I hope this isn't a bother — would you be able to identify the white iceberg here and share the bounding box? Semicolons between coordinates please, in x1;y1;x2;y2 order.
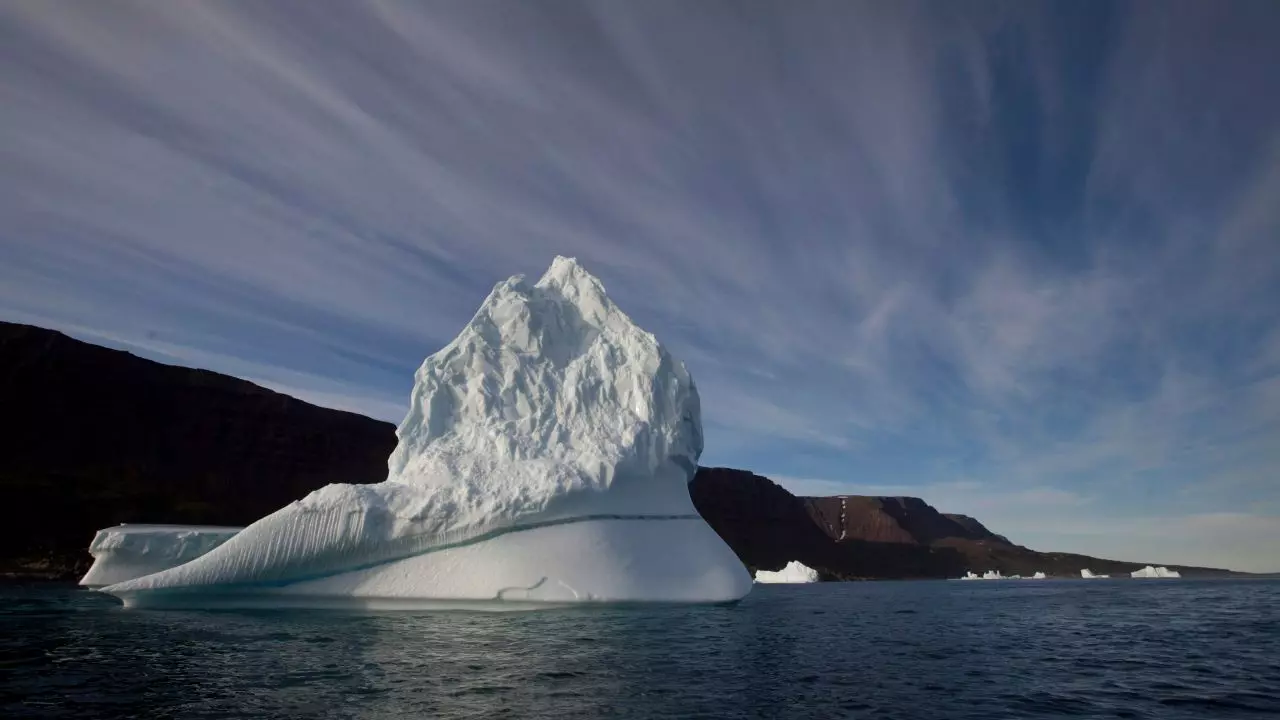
79;525;242;587
1080;568;1109;579
100;257;752;609
958;570;1008;580
1130;565;1181;578
1030;571;1047;579
754;561;819;584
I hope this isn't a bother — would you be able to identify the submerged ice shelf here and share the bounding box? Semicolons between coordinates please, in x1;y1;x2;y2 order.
98;257;751;608
754;561;819;584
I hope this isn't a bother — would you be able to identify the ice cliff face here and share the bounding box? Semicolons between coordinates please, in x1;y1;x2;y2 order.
104;257;746;604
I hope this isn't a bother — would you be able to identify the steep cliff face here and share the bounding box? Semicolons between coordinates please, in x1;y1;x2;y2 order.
0;322;397;577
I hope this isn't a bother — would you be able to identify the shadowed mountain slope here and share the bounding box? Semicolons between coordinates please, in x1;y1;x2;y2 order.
0;322;396;577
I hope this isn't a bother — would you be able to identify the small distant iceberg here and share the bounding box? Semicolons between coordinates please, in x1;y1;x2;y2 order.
1080;569;1109;579
958;570;1047;581
959;570;1008;580
754;561;819;584
1131;565;1181;578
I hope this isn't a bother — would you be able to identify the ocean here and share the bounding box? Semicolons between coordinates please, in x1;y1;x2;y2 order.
2;578;1277;719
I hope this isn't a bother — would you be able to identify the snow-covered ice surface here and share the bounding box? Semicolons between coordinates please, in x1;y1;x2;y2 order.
79;525;242;587
1131;565;1181;578
101;257;751;609
754;561;819;584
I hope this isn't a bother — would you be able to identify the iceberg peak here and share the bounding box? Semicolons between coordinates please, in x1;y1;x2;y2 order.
386;254;703;520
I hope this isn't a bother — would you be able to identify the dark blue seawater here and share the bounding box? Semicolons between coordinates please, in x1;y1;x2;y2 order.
2;579;1278;719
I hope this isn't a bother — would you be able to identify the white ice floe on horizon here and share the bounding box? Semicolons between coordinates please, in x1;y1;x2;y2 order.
99;257;752;609
79;525;242;587
1130;565;1181;578
1030;571;1047;579
754;561;820;584
959;570;1010;580
1081;569;1110;579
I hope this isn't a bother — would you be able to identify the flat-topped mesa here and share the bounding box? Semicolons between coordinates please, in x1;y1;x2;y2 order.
103;257;748;607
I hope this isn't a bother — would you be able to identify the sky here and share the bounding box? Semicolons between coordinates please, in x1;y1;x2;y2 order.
2;1;1278;572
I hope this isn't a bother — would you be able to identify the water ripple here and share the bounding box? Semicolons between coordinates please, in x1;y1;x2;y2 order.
1;579;1277;719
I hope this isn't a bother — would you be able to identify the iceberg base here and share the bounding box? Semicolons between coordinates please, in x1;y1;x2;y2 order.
105;517;751;610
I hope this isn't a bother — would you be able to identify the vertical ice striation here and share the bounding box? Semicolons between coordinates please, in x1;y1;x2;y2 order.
102;257;750;606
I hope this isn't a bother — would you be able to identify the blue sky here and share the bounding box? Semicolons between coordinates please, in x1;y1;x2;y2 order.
2;1;1278;571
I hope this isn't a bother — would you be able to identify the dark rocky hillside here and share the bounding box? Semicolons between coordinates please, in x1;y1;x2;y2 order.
0;321;1238;580
0;322;396;578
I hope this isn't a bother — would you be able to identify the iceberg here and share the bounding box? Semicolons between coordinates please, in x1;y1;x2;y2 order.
1130;565;1181;578
957;570;1045;581
958;570;1008;580
754;561;819;584
1080;569;1109;579
79;525;242;587
100;257;751;609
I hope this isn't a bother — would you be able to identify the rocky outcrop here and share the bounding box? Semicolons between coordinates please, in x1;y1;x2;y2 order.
0;322;397;578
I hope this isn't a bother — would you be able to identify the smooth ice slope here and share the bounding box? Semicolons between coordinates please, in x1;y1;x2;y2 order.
754;561;819;584
1081;569;1109;579
102;257;751;607
1131;565;1181;578
80;525;241;587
